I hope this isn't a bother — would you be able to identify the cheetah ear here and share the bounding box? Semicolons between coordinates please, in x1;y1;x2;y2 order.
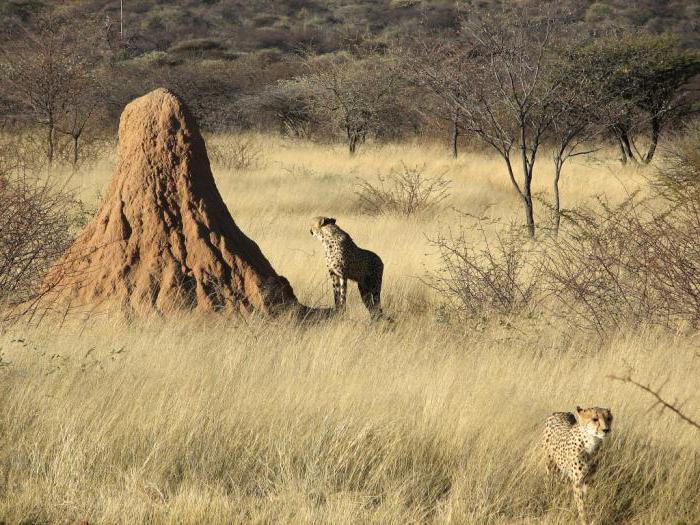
322;217;336;226
576;406;583;414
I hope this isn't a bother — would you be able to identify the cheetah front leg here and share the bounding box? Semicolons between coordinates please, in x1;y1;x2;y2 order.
337;276;347;310
573;480;589;525
330;272;341;308
544;457;557;477
371;272;383;319
330;272;347;311
330;272;347;310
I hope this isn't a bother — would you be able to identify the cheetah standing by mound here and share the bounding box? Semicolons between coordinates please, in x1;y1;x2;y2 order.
310;216;384;319
542;406;613;525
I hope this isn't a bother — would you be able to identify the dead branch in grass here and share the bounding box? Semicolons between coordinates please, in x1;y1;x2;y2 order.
608;373;700;432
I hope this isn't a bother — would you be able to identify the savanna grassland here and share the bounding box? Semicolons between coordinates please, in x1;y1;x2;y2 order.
1;137;698;524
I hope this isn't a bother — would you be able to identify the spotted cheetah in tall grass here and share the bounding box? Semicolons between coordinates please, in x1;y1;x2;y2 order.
542;406;613;525
310;216;384;319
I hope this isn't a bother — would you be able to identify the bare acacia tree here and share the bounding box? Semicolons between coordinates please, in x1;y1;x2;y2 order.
0;16;103;167
301;53;406;154
547;54;625;234
409;9;575;237
238;80;314;137
55;62;104;169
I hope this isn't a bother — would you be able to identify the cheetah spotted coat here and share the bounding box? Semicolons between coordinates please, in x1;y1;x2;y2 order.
310;217;384;318
542;407;612;525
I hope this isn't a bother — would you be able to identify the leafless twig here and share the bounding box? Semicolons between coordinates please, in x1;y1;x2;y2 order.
608;374;700;432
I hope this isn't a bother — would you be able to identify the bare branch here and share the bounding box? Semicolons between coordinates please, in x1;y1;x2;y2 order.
608;374;700;432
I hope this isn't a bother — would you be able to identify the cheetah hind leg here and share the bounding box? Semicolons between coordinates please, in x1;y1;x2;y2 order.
544;457;558;478
359;277;383;320
540;456;559;508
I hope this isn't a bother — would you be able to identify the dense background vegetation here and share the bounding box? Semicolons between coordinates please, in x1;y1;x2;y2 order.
1;0;698;137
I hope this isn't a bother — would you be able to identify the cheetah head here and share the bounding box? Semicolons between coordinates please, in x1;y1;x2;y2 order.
576;406;613;439
310;216;336;240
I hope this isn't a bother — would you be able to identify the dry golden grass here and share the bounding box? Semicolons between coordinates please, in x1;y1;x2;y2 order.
1;135;698;524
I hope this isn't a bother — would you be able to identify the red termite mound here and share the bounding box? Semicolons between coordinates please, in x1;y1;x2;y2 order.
45;88;298;317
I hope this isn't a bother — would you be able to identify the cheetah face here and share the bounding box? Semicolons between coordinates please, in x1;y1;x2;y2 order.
576;406;613;439
310;216;336;240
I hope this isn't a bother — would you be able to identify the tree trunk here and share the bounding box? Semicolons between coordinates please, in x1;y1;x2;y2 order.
47;121;55;165
346;126;357;155
553;159;562;235
520;162;536;237
451;112;458;159
73;134;79;168
503;151;535;237
523;183;535;238
643;116;660;164
520;129;535;238
617;137;628;165
618;129;637;164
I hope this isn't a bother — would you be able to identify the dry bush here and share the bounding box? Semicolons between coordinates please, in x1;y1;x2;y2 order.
0;132;51;175
0;130;109;174
542;195;700;335
653;120;700;202
356;163;449;217
207;135;263;171
54;133;112;171
429;196;700;335
0;171;79;322
429;146;700;335
542;129;700;335
428;220;542;319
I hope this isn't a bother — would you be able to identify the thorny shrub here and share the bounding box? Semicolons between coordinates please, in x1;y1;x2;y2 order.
0;171;81;324
430;128;700;337
356;163;450;217
428;219;542;319
207;135;264;171
652;121;700;202
0;132;45;176
543;130;700;336
542;195;700;335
